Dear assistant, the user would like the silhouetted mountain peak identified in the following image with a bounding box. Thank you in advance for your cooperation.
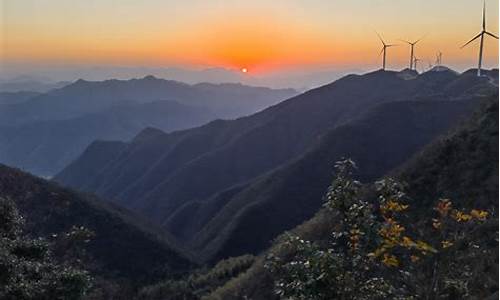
[74,78,89,85]
[398,68,419,80]
[417,67,458,82]
[462,68,498,77]
[60,78,93,92]
[132,127,168,143]
[366,69,399,76]
[143,75,158,80]
[428,65,457,73]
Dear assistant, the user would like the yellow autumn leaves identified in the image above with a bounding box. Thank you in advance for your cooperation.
[369,196,438,267]
[435,199,488,222]
[380,199,409,214]
[367,197,489,268]
[349,228,362,251]
[441,240,453,249]
[382,253,399,267]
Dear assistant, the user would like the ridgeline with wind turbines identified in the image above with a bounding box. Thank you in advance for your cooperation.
[376,0,498,76]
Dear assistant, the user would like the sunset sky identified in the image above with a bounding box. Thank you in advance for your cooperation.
[1,0,499,77]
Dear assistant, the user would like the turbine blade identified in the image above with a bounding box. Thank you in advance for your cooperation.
[460,33,482,48]
[413,34,427,45]
[399,39,411,44]
[379,47,384,57]
[485,31,499,39]
[375,31,385,45]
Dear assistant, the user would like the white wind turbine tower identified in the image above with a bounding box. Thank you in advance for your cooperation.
[461,0,499,76]
[376,32,396,70]
[401,38,423,70]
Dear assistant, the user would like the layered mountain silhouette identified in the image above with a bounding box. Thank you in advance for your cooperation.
[0,101,213,176]
[0,76,295,126]
[55,68,497,262]
[0,75,69,93]
[205,93,499,300]
[0,91,41,105]
[3,66,361,90]
[0,163,194,297]
[185,98,482,261]
[0,76,295,176]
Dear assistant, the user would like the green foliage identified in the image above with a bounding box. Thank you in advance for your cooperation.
[0,197,92,300]
[266,159,496,299]
[138,255,255,300]
[266,160,397,299]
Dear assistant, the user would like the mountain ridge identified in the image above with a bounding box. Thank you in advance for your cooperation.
[186,97,484,261]
[0,76,296,126]
[55,68,497,262]
[0,77,296,176]
[204,95,498,300]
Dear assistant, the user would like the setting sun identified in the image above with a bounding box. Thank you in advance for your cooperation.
[241,68,248,73]
[2,0,498,74]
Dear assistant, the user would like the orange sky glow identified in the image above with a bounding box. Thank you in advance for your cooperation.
[1,0,499,74]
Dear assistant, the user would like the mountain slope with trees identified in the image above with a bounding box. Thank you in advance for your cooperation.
[186,97,483,262]
[205,95,498,300]
[56,69,497,262]
[0,164,194,298]
[0,100,214,176]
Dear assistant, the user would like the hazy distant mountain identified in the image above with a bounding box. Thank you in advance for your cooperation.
[0,75,70,93]
[0,100,215,176]
[0,76,296,127]
[57,69,426,208]
[3,66,362,90]
[0,91,41,104]
[0,164,193,297]
[0,77,295,176]
[56,68,497,262]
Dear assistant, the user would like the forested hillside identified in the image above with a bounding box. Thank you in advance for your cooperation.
[0,164,194,298]
[56,69,497,263]
[203,96,498,300]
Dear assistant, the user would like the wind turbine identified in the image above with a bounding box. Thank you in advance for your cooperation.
[436,51,443,66]
[400,38,423,70]
[376,32,396,70]
[461,0,499,76]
